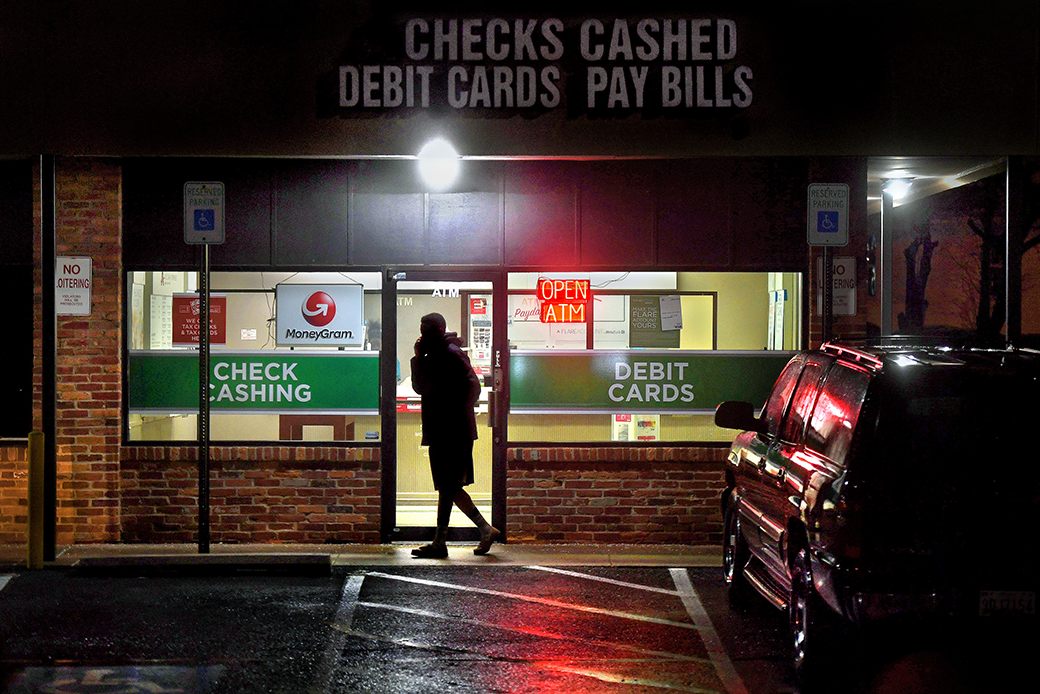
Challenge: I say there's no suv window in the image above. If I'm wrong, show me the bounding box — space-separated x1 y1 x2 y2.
804 363 870 465
761 357 804 438
780 359 827 444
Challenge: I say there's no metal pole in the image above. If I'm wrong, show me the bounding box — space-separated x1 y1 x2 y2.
379 267 398 543
198 245 211 553
822 247 833 342
27 431 44 569
40 155 57 561
879 191 895 336
1006 156 1023 345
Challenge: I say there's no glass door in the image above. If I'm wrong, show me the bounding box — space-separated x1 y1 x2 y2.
391 274 499 539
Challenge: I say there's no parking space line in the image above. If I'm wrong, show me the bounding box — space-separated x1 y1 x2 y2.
367 571 699 630
355 599 709 662
670 568 749 694
338 626 723 694
309 572 365 694
529 565 682 596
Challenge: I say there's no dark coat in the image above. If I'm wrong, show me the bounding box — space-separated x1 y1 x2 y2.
410 332 480 447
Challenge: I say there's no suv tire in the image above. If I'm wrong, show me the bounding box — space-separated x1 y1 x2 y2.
723 495 753 607
789 545 839 688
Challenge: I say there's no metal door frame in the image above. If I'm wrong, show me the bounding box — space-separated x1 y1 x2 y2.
380 266 508 543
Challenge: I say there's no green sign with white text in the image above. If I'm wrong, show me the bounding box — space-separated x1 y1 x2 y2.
509 350 792 413
129 351 379 414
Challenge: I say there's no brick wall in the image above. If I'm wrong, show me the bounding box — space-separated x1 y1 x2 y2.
50 159 123 543
121 446 382 544
506 447 728 545
0 444 28 544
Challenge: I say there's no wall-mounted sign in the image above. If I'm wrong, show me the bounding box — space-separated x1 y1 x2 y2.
172 294 227 346
329 17 753 119
55 256 91 316
537 278 590 323
510 350 791 414
128 351 378 414
816 256 857 316
276 284 364 347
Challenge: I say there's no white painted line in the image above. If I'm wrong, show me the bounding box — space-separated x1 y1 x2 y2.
356 600 709 662
670 568 750 694
0 575 13 593
528 565 682 596
547 664 726 693
338 625 723 693
368 571 699 630
309 573 365 694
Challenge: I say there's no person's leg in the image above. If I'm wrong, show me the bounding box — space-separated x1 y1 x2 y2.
411 489 453 558
453 488 500 555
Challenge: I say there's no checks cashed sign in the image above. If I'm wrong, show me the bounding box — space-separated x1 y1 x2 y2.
276 284 364 347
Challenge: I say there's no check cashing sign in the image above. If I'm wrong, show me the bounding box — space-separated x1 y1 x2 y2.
509 350 792 414
129 351 378 414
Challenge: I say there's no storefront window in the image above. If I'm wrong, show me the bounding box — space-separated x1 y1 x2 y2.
506 271 801 443
126 271 382 443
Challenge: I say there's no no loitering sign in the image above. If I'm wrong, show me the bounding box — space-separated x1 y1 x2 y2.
55 256 92 316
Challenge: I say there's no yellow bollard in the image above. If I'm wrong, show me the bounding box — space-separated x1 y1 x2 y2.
27 431 44 569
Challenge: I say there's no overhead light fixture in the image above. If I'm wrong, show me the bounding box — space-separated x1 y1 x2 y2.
417 138 460 191
882 178 913 200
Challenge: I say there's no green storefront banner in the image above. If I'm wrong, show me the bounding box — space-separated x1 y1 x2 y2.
509 350 793 414
129 351 379 414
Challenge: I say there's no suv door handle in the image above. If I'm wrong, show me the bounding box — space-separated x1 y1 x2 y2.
763 461 785 481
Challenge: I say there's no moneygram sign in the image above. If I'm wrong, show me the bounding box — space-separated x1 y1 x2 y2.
276 284 364 347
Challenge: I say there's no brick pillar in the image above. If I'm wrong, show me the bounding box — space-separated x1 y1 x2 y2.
37 159 123 543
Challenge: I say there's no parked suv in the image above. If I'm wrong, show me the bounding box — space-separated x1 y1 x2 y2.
715 340 1039 682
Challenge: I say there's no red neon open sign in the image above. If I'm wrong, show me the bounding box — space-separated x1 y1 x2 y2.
537 278 590 302
537 278 590 323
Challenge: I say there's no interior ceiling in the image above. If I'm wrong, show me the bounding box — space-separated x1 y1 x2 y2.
866 156 1006 215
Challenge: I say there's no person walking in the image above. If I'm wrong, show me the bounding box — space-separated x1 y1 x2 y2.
410 312 501 558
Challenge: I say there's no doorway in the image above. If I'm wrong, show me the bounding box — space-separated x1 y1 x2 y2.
383 270 504 542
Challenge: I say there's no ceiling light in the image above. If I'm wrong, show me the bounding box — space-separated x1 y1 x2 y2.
882 178 912 199
417 138 460 191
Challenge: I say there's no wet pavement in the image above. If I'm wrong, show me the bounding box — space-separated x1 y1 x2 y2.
0 544 785 694
0 544 1034 694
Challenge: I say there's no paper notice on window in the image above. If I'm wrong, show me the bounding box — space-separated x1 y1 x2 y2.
660 295 683 331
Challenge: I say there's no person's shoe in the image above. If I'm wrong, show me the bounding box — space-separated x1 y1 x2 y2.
473 527 501 556
411 542 448 559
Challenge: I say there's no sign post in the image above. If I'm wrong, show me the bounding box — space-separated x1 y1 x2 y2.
807 183 850 342
184 182 225 554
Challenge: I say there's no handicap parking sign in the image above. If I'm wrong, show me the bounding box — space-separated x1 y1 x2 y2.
807 184 849 246
817 210 839 233
194 209 215 231
184 182 225 244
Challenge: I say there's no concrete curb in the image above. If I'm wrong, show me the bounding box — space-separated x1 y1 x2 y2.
71 553 332 577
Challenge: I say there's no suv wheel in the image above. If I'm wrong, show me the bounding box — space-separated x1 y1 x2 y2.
789 545 836 686
723 496 752 607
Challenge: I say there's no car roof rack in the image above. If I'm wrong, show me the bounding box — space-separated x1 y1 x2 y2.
858 332 1009 351
821 342 884 370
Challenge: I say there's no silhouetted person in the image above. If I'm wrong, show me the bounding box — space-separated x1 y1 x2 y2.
410 312 500 558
